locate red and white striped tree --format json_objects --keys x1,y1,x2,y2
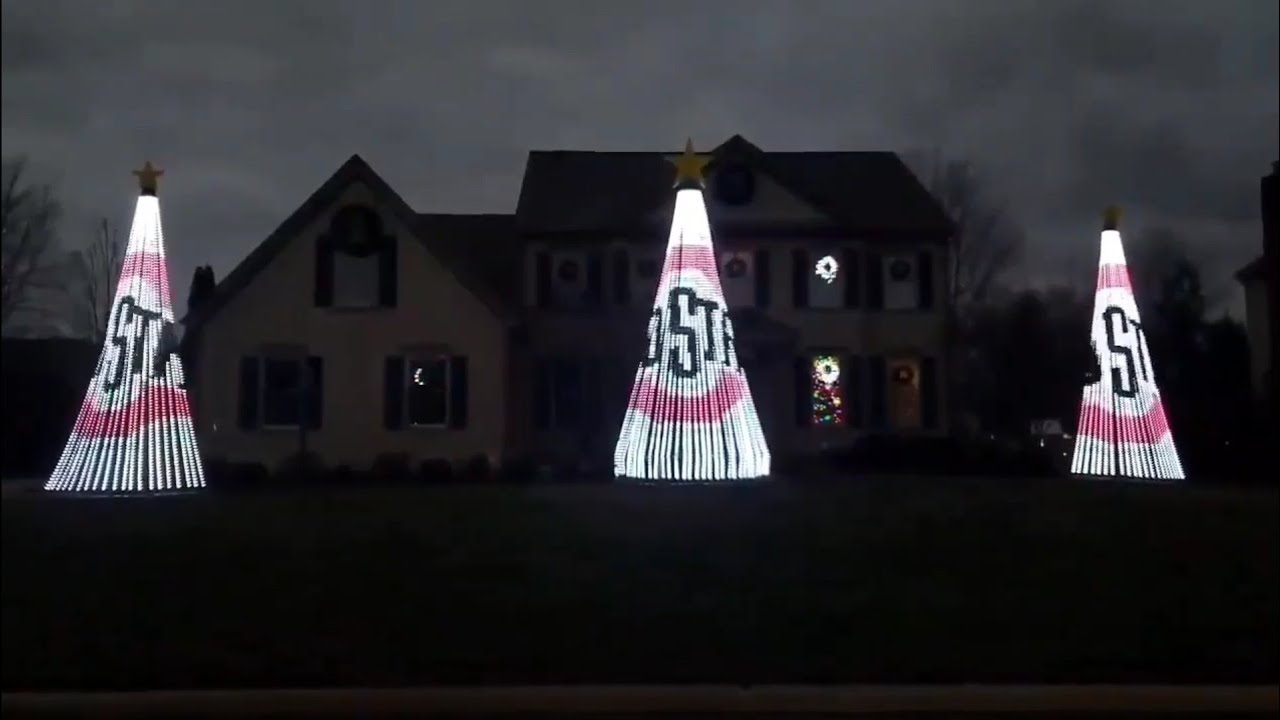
[
  {"x1": 613, "y1": 141, "x2": 771, "y2": 482},
  {"x1": 1070, "y1": 207, "x2": 1184, "y2": 481},
  {"x1": 46, "y1": 163, "x2": 205, "y2": 493}
]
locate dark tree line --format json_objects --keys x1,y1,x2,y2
[
  {"x1": 1, "y1": 157, "x2": 61, "y2": 331},
  {"x1": 3, "y1": 154, "x2": 219, "y2": 340},
  {"x1": 953, "y1": 229, "x2": 1258, "y2": 477}
]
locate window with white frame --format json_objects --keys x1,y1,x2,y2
[
  {"x1": 332, "y1": 252, "x2": 381, "y2": 308},
  {"x1": 406, "y1": 355, "x2": 451, "y2": 427},
  {"x1": 808, "y1": 250, "x2": 844, "y2": 309}
]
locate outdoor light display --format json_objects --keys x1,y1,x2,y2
[
  {"x1": 46, "y1": 162, "x2": 206, "y2": 494},
  {"x1": 810, "y1": 355, "x2": 844, "y2": 426},
  {"x1": 614, "y1": 140, "x2": 771, "y2": 482},
  {"x1": 814, "y1": 255, "x2": 839, "y2": 284},
  {"x1": 1070, "y1": 207, "x2": 1184, "y2": 481}
]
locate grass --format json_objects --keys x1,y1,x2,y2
[{"x1": 2, "y1": 477, "x2": 1276, "y2": 691}]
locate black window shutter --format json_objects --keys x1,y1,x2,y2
[
  {"x1": 791, "y1": 249, "x2": 809, "y2": 308},
  {"x1": 305, "y1": 356, "x2": 324, "y2": 430},
  {"x1": 533, "y1": 359, "x2": 551, "y2": 430},
  {"x1": 868, "y1": 355, "x2": 888, "y2": 429},
  {"x1": 379, "y1": 238, "x2": 398, "y2": 308},
  {"x1": 237, "y1": 356, "x2": 260, "y2": 430},
  {"x1": 383, "y1": 356, "x2": 404, "y2": 430},
  {"x1": 865, "y1": 251, "x2": 885, "y2": 310},
  {"x1": 921, "y1": 356, "x2": 939, "y2": 429},
  {"x1": 449, "y1": 356, "x2": 469, "y2": 428},
  {"x1": 794, "y1": 356, "x2": 812, "y2": 427},
  {"x1": 613, "y1": 249, "x2": 630, "y2": 305},
  {"x1": 534, "y1": 252, "x2": 552, "y2": 307},
  {"x1": 917, "y1": 250, "x2": 934, "y2": 310},
  {"x1": 843, "y1": 249, "x2": 861, "y2": 309},
  {"x1": 315, "y1": 236, "x2": 334, "y2": 307},
  {"x1": 753, "y1": 249, "x2": 771, "y2": 308},
  {"x1": 585, "y1": 359, "x2": 603, "y2": 425},
  {"x1": 558, "y1": 359, "x2": 584, "y2": 429},
  {"x1": 844, "y1": 355, "x2": 865, "y2": 429},
  {"x1": 584, "y1": 253, "x2": 603, "y2": 305}
]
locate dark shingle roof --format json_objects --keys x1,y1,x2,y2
[
  {"x1": 184, "y1": 156, "x2": 517, "y2": 330},
  {"x1": 514, "y1": 134, "x2": 954, "y2": 237},
  {"x1": 418, "y1": 213, "x2": 522, "y2": 310},
  {"x1": 1237, "y1": 255, "x2": 1265, "y2": 283}
]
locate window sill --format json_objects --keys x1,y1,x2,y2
[{"x1": 407, "y1": 423, "x2": 451, "y2": 430}]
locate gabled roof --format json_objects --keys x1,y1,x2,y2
[
  {"x1": 1237, "y1": 255, "x2": 1265, "y2": 283},
  {"x1": 417, "y1": 213, "x2": 522, "y2": 311},
  {"x1": 514, "y1": 134, "x2": 954, "y2": 237},
  {"x1": 184, "y1": 155, "x2": 517, "y2": 329}
]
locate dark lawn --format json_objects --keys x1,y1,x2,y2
[{"x1": 2, "y1": 477, "x2": 1276, "y2": 691}]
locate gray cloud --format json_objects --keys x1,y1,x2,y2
[{"x1": 2, "y1": 0, "x2": 1276, "y2": 327}]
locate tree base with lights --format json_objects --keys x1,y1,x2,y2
[
  {"x1": 45, "y1": 163, "x2": 206, "y2": 494},
  {"x1": 614, "y1": 141, "x2": 771, "y2": 483}
]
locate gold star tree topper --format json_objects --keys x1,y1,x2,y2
[
  {"x1": 670, "y1": 138, "x2": 711, "y2": 187},
  {"x1": 133, "y1": 161, "x2": 164, "y2": 194}
]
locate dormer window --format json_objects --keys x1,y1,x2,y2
[{"x1": 315, "y1": 205, "x2": 398, "y2": 309}]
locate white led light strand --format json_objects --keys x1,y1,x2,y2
[
  {"x1": 614, "y1": 187, "x2": 771, "y2": 483},
  {"x1": 814, "y1": 255, "x2": 839, "y2": 284},
  {"x1": 46, "y1": 185, "x2": 207, "y2": 495},
  {"x1": 1070, "y1": 219, "x2": 1185, "y2": 482}
]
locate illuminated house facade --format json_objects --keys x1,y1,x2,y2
[{"x1": 184, "y1": 135, "x2": 953, "y2": 470}]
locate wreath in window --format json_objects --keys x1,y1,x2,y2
[
  {"x1": 814, "y1": 255, "x2": 839, "y2": 284},
  {"x1": 724, "y1": 256, "x2": 749, "y2": 279},
  {"x1": 889, "y1": 258, "x2": 914, "y2": 282},
  {"x1": 892, "y1": 364, "x2": 916, "y2": 385},
  {"x1": 331, "y1": 206, "x2": 388, "y2": 258}
]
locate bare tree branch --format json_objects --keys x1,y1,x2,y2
[
  {"x1": 921, "y1": 150, "x2": 1025, "y2": 316},
  {"x1": 1, "y1": 156, "x2": 62, "y2": 330},
  {"x1": 59, "y1": 218, "x2": 125, "y2": 343}
]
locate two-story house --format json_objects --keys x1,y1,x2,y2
[
  {"x1": 184, "y1": 135, "x2": 953, "y2": 471},
  {"x1": 1237, "y1": 160, "x2": 1279, "y2": 420}
]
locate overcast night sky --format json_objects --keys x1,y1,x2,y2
[{"x1": 2, "y1": 0, "x2": 1277, "y2": 324}]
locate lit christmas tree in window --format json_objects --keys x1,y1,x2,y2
[
  {"x1": 45, "y1": 163, "x2": 206, "y2": 494},
  {"x1": 1070, "y1": 207, "x2": 1184, "y2": 481},
  {"x1": 614, "y1": 140, "x2": 771, "y2": 482},
  {"x1": 811, "y1": 355, "x2": 844, "y2": 426}
]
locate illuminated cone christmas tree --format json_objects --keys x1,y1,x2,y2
[
  {"x1": 1070, "y1": 207, "x2": 1184, "y2": 481},
  {"x1": 46, "y1": 163, "x2": 206, "y2": 493},
  {"x1": 614, "y1": 140, "x2": 771, "y2": 482}
]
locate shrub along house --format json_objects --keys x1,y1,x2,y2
[{"x1": 183, "y1": 135, "x2": 953, "y2": 472}]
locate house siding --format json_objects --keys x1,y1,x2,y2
[
  {"x1": 518, "y1": 236, "x2": 949, "y2": 460},
  {"x1": 194, "y1": 182, "x2": 507, "y2": 469}
]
